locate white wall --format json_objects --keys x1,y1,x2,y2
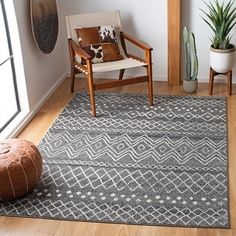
[
  {"x1": 182, "y1": 0, "x2": 236, "y2": 83},
  {"x1": 58, "y1": 0, "x2": 168, "y2": 81},
  {"x1": 13, "y1": 0, "x2": 66, "y2": 111}
]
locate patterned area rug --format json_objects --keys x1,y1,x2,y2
[{"x1": 0, "y1": 92, "x2": 229, "y2": 228}]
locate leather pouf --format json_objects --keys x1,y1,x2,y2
[{"x1": 0, "y1": 139, "x2": 42, "y2": 201}]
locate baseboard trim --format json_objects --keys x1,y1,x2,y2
[{"x1": 4, "y1": 73, "x2": 67, "y2": 139}]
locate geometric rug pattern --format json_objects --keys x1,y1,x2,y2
[{"x1": 0, "y1": 92, "x2": 229, "y2": 228}]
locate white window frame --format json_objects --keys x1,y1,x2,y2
[{"x1": 0, "y1": 0, "x2": 29, "y2": 139}]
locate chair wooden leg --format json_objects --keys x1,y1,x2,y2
[
  {"x1": 71, "y1": 68, "x2": 76, "y2": 93},
  {"x1": 87, "y1": 68, "x2": 96, "y2": 117},
  {"x1": 147, "y1": 67, "x2": 153, "y2": 106},
  {"x1": 119, "y1": 69, "x2": 125, "y2": 80},
  {"x1": 209, "y1": 67, "x2": 214, "y2": 95},
  {"x1": 146, "y1": 51, "x2": 153, "y2": 106},
  {"x1": 228, "y1": 70, "x2": 232, "y2": 96}
]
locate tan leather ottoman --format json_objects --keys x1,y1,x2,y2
[{"x1": 0, "y1": 139, "x2": 42, "y2": 201}]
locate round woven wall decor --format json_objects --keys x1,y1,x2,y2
[{"x1": 30, "y1": 0, "x2": 59, "y2": 54}]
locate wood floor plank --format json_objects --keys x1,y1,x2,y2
[{"x1": 0, "y1": 78, "x2": 235, "y2": 236}]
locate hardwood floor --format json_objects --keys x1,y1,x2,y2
[{"x1": 1, "y1": 77, "x2": 236, "y2": 236}]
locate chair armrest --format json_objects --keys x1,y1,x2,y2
[
  {"x1": 69, "y1": 39, "x2": 91, "y2": 60},
  {"x1": 121, "y1": 32, "x2": 153, "y2": 51}
]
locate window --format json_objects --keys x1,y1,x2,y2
[{"x1": 0, "y1": 0, "x2": 20, "y2": 133}]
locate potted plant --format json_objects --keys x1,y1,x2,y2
[
  {"x1": 201, "y1": 0, "x2": 236, "y2": 73},
  {"x1": 183, "y1": 27, "x2": 199, "y2": 93}
]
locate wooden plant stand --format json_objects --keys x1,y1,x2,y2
[{"x1": 209, "y1": 67, "x2": 232, "y2": 95}]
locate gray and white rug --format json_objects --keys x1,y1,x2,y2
[{"x1": 0, "y1": 92, "x2": 229, "y2": 228}]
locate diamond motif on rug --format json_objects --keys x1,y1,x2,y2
[{"x1": 0, "y1": 93, "x2": 229, "y2": 228}]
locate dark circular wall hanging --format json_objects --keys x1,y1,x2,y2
[{"x1": 30, "y1": 0, "x2": 59, "y2": 54}]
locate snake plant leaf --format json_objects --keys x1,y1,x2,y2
[
  {"x1": 183, "y1": 27, "x2": 198, "y2": 81},
  {"x1": 201, "y1": 0, "x2": 236, "y2": 49}
]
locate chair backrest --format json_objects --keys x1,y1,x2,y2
[{"x1": 65, "y1": 10, "x2": 122, "y2": 40}]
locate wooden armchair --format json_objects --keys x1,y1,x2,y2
[{"x1": 65, "y1": 11, "x2": 153, "y2": 116}]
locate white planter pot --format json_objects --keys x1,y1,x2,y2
[{"x1": 209, "y1": 45, "x2": 235, "y2": 73}]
